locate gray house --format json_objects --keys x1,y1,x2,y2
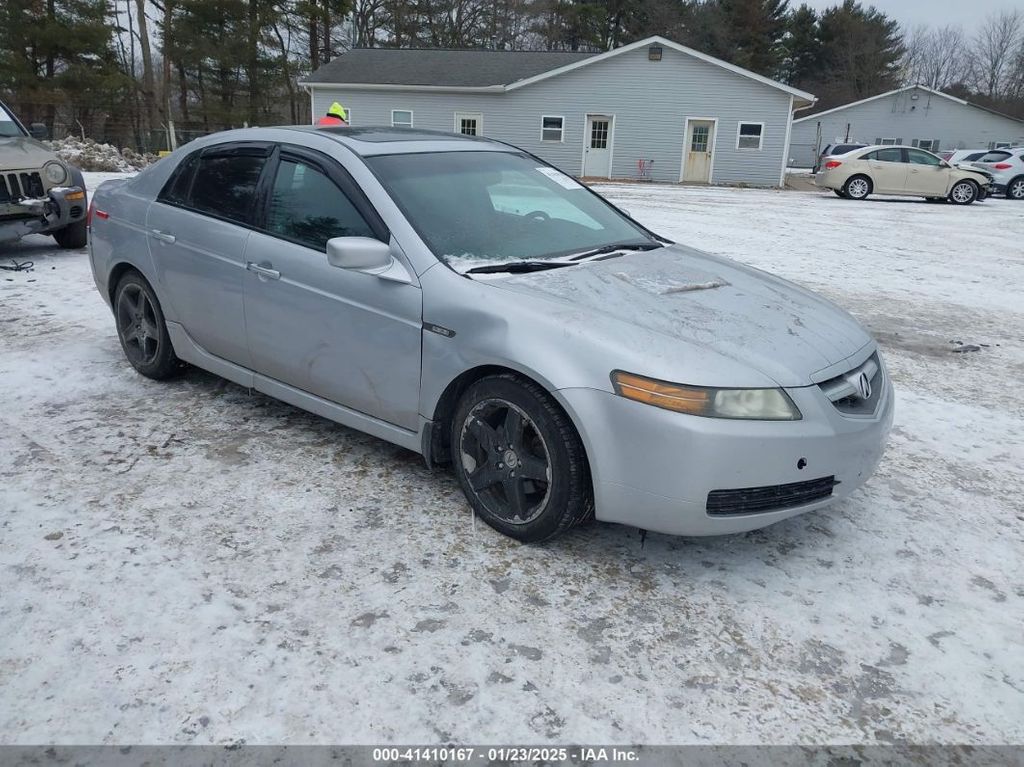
[
  {"x1": 301, "y1": 36, "x2": 815, "y2": 186},
  {"x1": 790, "y1": 85, "x2": 1024, "y2": 167}
]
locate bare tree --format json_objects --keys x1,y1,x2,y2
[
  {"x1": 902, "y1": 23, "x2": 969, "y2": 90},
  {"x1": 971, "y1": 9, "x2": 1023, "y2": 98}
]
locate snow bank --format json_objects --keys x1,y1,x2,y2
[{"x1": 45, "y1": 136, "x2": 155, "y2": 173}]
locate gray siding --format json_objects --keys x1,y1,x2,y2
[
  {"x1": 310, "y1": 45, "x2": 795, "y2": 186},
  {"x1": 791, "y1": 86, "x2": 1024, "y2": 167}
]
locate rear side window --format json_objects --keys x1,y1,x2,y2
[
  {"x1": 266, "y1": 158, "x2": 375, "y2": 250},
  {"x1": 867, "y1": 148, "x2": 902, "y2": 163},
  {"x1": 188, "y1": 152, "x2": 267, "y2": 224},
  {"x1": 978, "y1": 151, "x2": 1011, "y2": 162},
  {"x1": 158, "y1": 153, "x2": 199, "y2": 206}
]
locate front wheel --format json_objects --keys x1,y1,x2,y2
[
  {"x1": 451, "y1": 374, "x2": 593, "y2": 542},
  {"x1": 114, "y1": 272, "x2": 179, "y2": 379},
  {"x1": 948, "y1": 180, "x2": 978, "y2": 205},
  {"x1": 53, "y1": 219, "x2": 87, "y2": 249},
  {"x1": 843, "y1": 175, "x2": 871, "y2": 200},
  {"x1": 1007, "y1": 176, "x2": 1024, "y2": 200}
]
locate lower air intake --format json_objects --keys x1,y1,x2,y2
[{"x1": 707, "y1": 476, "x2": 838, "y2": 516}]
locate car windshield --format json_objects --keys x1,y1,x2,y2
[
  {"x1": 0, "y1": 103, "x2": 26, "y2": 138},
  {"x1": 366, "y1": 150, "x2": 657, "y2": 271}
]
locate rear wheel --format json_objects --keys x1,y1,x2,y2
[
  {"x1": 114, "y1": 272, "x2": 179, "y2": 380},
  {"x1": 451, "y1": 374, "x2": 592, "y2": 542},
  {"x1": 1007, "y1": 176, "x2": 1024, "y2": 200},
  {"x1": 948, "y1": 180, "x2": 978, "y2": 205},
  {"x1": 842, "y1": 175, "x2": 871, "y2": 200},
  {"x1": 53, "y1": 219, "x2": 87, "y2": 249}
]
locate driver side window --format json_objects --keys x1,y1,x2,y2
[
  {"x1": 266, "y1": 158, "x2": 374, "y2": 251},
  {"x1": 907, "y1": 149, "x2": 941, "y2": 166}
]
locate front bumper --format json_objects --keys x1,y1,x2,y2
[
  {"x1": 559, "y1": 363, "x2": 894, "y2": 536},
  {"x1": 0, "y1": 186, "x2": 87, "y2": 243}
]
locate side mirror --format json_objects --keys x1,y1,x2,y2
[
  {"x1": 939, "y1": 161, "x2": 950, "y2": 168},
  {"x1": 29, "y1": 123, "x2": 48, "y2": 139},
  {"x1": 326, "y1": 236, "x2": 414, "y2": 284},
  {"x1": 327, "y1": 236, "x2": 392, "y2": 270}
]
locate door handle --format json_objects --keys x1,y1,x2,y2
[
  {"x1": 246, "y1": 261, "x2": 281, "y2": 280},
  {"x1": 151, "y1": 229, "x2": 175, "y2": 244}
]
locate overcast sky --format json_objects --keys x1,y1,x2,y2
[{"x1": 799, "y1": 0, "x2": 1016, "y2": 32}]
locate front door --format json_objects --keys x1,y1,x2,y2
[
  {"x1": 243, "y1": 149, "x2": 423, "y2": 430},
  {"x1": 864, "y1": 147, "x2": 906, "y2": 194},
  {"x1": 904, "y1": 148, "x2": 951, "y2": 196},
  {"x1": 683, "y1": 120, "x2": 715, "y2": 183},
  {"x1": 583, "y1": 115, "x2": 612, "y2": 178}
]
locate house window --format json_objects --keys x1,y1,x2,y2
[
  {"x1": 391, "y1": 110, "x2": 413, "y2": 128},
  {"x1": 989, "y1": 141, "x2": 1011, "y2": 149},
  {"x1": 912, "y1": 139, "x2": 939, "y2": 152},
  {"x1": 737, "y1": 122, "x2": 764, "y2": 150},
  {"x1": 541, "y1": 115, "x2": 564, "y2": 142},
  {"x1": 875, "y1": 137, "x2": 902, "y2": 145},
  {"x1": 455, "y1": 112, "x2": 482, "y2": 136}
]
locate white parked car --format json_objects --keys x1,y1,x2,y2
[{"x1": 969, "y1": 148, "x2": 1024, "y2": 200}]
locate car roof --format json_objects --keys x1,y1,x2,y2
[{"x1": 276, "y1": 125, "x2": 512, "y2": 156}]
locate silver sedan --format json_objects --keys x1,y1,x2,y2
[{"x1": 88, "y1": 127, "x2": 893, "y2": 542}]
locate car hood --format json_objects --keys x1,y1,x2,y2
[
  {"x1": 489, "y1": 245, "x2": 871, "y2": 387},
  {"x1": 0, "y1": 135, "x2": 58, "y2": 170}
]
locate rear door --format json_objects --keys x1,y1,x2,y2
[
  {"x1": 147, "y1": 143, "x2": 271, "y2": 367},
  {"x1": 242, "y1": 145, "x2": 422, "y2": 430},
  {"x1": 864, "y1": 147, "x2": 906, "y2": 193}
]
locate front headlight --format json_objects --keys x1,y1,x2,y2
[
  {"x1": 43, "y1": 161, "x2": 68, "y2": 185},
  {"x1": 611, "y1": 370, "x2": 802, "y2": 420}
]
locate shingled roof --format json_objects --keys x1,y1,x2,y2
[{"x1": 302, "y1": 48, "x2": 597, "y2": 88}]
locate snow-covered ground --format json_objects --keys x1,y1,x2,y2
[{"x1": 1, "y1": 174, "x2": 1022, "y2": 745}]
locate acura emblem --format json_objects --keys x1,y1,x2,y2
[{"x1": 857, "y1": 371, "x2": 872, "y2": 400}]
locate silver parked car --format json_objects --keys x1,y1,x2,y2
[
  {"x1": 88, "y1": 127, "x2": 893, "y2": 542},
  {"x1": 969, "y1": 147, "x2": 1024, "y2": 199}
]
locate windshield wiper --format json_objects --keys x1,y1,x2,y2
[
  {"x1": 464, "y1": 260, "x2": 578, "y2": 275},
  {"x1": 567, "y1": 241, "x2": 661, "y2": 261}
]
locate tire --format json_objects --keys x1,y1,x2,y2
[
  {"x1": 833, "y1": 189, "x2": 846, "y2": 198},
  {"x1": 948, "y1": 179, "x2": 978, "y2": 205},
  {"x1": 53, "y1": 219, "x2": 87, "y2": 249},
  {"x1": 1007, "y1": 176, "x2": 1024, "y2": 200},
  {"x1": 842, "y1": 175, "x2": 871, "y2": 200},
  {"x1": 925, "y1": 197, "x2": 946, "y2": 203},
  {"x1": 451, "y1": 373, "x2": 593, "y2": 542},
  {"x1": 113, "y1": 271, "x2": 179, "y2": 380}
]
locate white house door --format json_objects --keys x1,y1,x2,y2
[
  {"x1": 683, "y1": 120, "x2": 715, "y2": 183},
  {"x1": 583, "y1": 115, "x2": 612, "y2": 177}
]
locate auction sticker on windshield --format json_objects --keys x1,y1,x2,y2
[{"x1": 536, "y1": 166, "x2": 583, "y2": 190}]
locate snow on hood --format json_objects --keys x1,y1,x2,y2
[{"x1": 490, "y1": 245, "x2": 872, "y2": 387}]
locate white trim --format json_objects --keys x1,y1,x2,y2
[
  {"x1": 541, "y1": 115, "x2": 565, "y2": 143},
  {"x1": 298, "y1": 82, "x2": 504, "y2": 93},
  {"x1": 308, "y1": 85, "x2": 316, "y2": 125},
  {"x1": 391, "y1": 109, "x2": 414, "y2": 128},
  {"x1": 736, "y1": 121, "x2": 765, "y2": 150},
  {"x1": 454, "y1": 111, "x2": 483, "y2": 136},
  {"x1": 580, "y1": 113, "x2": 615, "y2": 178},
  {"x1": 780, "y1": 95, "x2": 794, "y2": 186},
  {"x1": 793, "y1": 85, "x2": 967, "y2": 123},
  {"x1": 679, "y1": 117, "x2": 718, "y2": 183},
  {"x1": 507, "y1": 36, "x2": 815, "y2": 103}
]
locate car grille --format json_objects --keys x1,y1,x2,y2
[
  {"x1": 0, "y1": 171, "x2": 45, "y2": 202},
  {"x1": 707, "y1": 476, "x2": 839, "y2": 516},
  {"x1": 818, "y1": 353, "x2": 883, "y2": 416}
]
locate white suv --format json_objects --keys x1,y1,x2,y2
[{"x1": 970, "y1": 148, "x2": 1024, "y2": 199}]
